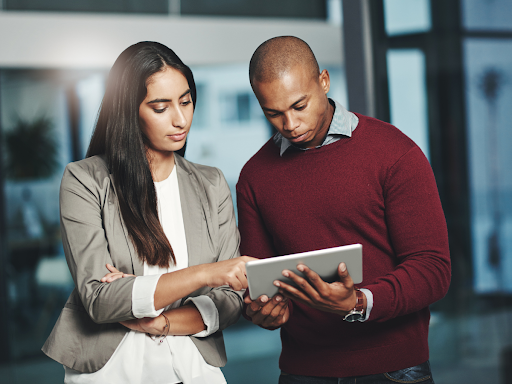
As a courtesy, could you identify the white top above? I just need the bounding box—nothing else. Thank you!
[65,166,226,384]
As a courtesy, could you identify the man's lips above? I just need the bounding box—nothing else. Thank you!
[289,132,308,143]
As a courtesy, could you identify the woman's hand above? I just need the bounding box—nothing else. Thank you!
[200,256,257,291]
[100,264,135,283]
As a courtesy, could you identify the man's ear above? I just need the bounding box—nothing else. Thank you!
[319,69,331,94]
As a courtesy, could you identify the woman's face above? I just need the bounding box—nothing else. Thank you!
[139,66,193,155]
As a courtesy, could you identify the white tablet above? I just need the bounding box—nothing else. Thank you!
[246,244,363,300]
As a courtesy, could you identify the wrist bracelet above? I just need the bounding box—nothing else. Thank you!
[148,312,170,344]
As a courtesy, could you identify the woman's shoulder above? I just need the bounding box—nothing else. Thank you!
[65,155,108,172]
[62,155,111,191]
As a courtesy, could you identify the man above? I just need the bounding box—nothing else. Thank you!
[236,36,451,383]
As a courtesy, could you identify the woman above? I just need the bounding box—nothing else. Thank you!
[42,41,254,384]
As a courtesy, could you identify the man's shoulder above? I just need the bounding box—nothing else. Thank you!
[239,136,279,178]
[354,113,418,154]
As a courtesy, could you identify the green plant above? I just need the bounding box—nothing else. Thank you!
[4,116,58,180]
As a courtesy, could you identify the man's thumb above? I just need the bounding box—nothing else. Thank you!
[338,262,348,279]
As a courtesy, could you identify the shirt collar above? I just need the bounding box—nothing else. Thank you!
[273,99,358,156]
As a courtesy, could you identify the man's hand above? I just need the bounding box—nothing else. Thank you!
[275,262,365,316]
[244,294,290,330]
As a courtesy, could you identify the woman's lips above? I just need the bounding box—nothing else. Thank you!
[168,132,187,141]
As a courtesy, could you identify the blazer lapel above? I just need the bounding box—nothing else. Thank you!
[108,174,144,276]
[175,155,207,267]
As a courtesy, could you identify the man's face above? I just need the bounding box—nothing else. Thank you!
[252,66,333,149]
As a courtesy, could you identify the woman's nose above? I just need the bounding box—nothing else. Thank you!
[172,106,187,128]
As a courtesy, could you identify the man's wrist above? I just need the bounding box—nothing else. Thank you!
[343,288,366,322]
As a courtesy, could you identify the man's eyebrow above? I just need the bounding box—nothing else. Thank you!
[262,95,307,113]
[147,89,191,104]
[290,95,307,107]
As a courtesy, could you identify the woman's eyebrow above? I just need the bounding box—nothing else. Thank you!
[147,89,191,104]
[180,89,191,98]
[147,98,170,104]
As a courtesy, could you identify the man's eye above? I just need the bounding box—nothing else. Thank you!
[182,101,192,106]
[295,105,306,111]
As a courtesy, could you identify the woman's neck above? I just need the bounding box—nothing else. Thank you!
[147,148,175,182]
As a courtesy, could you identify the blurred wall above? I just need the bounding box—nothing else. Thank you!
[0,11,343,68]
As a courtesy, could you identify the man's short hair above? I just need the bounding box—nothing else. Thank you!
[249,36,320,85]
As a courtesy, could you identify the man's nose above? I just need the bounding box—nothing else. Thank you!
[283,112,299,131]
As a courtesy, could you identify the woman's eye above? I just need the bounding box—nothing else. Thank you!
[181,100,192,106]
[153,108,166,113]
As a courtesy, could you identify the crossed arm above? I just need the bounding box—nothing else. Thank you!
[101,259,254,336]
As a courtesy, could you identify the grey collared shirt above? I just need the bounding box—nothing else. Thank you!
[273,99,359,156]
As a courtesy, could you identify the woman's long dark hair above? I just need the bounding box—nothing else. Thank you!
[87,41,196,267]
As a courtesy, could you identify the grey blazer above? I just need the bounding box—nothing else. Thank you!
[42,154,242,373]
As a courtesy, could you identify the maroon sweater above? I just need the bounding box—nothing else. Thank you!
[236,114,451,377]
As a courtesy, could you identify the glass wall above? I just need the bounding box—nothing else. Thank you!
[0,69,106,365]
[376,1,512,383]
[4,0,326,18]
[386,48,430,159]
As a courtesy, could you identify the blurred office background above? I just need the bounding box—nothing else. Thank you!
[0,0,511,383]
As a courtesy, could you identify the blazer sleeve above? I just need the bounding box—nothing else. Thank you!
[60,162,136,324]
[201,168,244,332]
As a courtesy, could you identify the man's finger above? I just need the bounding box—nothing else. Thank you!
[251,299,281,323]
[281,270,320,301]
[337,263,354,288]
[261,300,288,328]
[297,264,328,295]
[247,295,269,315]
[276,279,311,302]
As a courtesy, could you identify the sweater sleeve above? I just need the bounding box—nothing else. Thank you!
[237,172,286,323]
[236,175,277,259]
[364,146,451,322]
